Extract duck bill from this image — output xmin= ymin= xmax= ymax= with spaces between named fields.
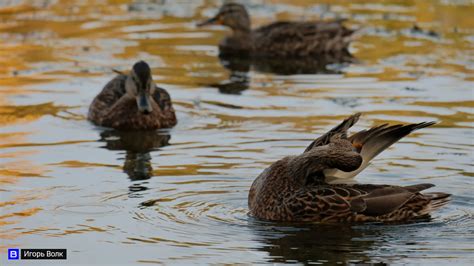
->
xmin=197 ymin=16 xmax=220 ymax=27
xmin=137 ymin=92 xmax=153 ymax=114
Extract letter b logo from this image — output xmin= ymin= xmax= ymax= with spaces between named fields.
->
xmin=8 ymin=248 xmax=20 ymax=260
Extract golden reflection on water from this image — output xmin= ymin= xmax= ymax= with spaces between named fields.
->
xmin=0 ymin=0 xmax=473 ymax=264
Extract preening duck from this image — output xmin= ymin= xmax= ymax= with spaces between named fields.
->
xmin=248 ymin=113 xmax=450 ymax=223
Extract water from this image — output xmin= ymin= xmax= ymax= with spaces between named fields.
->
xmin=1 ymin=0 xmax=473 ymax=265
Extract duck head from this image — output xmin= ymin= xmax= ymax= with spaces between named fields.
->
xmin=125 ymin=61 xmax=154 ymax=115
xmin=198 ymin=3 xmax=250 ymax=33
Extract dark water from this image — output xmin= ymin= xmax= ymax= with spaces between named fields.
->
xmin=1 ymin=0 xmax=473 ymax=265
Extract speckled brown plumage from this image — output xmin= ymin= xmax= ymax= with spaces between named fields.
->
xmin=198 ymin=3 xmax=355 ymax=57
xmin=88 ymin=65 xmax=177 ymax=130
xmin=248 ymin=113 xmax=450 ymax=223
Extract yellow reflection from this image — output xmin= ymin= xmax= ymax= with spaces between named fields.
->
xmin=0 ymin=0 xmax=472 ymax=256
xmin=0 ymin=103 xmax=69 ymax=126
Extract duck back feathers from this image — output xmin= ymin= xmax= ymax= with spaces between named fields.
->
xmin=253 ymin=20 xmax=355 ymax=57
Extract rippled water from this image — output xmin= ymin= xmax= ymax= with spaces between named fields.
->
xmin=1 ymin=0 xmax=473 ymax=265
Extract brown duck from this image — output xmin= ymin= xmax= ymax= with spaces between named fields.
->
xmin=198 ymin=3 xmax=355 ymax=57
xmin=248 ymin=113 xmax=450 ymax=223
xmin=88 ymin=61 xmax=177 ymax=130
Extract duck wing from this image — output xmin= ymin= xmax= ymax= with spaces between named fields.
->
xmin=350 ymin=183 xmax=450 ymax=218
xmin=254 ymin=19 xmax=355 ymax=57
xmin=152 ymin=85 xmax=174 ymax=112
xmin=88 ymin=74 xmax=127 ymax=122
xmin=304 ymin=113 xmax=361 ymax=152
xmin=324 ymin=121 xmax=436 ymax=181
xmin=349 ymin=184 xmax=427 ymax=215
xmin=290 ymin=183 xmax=443 ymax=222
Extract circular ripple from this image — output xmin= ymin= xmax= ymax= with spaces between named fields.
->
xmin=55 ymin=203 xmax=122 ymax=215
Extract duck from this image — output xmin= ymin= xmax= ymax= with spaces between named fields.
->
xmin=88 ymin=61 xmax=177 ymax=130
xmin=198 ymin=3 xmax=355 ymax=57
xmin=248 ymin=113 xmax=450 ymax=223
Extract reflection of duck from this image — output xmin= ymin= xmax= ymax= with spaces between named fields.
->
xmin=219 ymin=52 xmax=354 ymax=75
xmin=208 ymin=69 xmax=250 ymax=95
xmin=198 ymin=3 xmax=355 ymax=57
xmin=250 ymin=222 xmax=375 ymax=263
xmin=208 ymin=51 xmax=353 ymax=95
xmin=88 ymin=61 xmax=177 ymax=130
xmin=249 ymin=113 xmax=450 ymax=223
xmin=409 ymin=24 xmax=439 ymax=38
xmin=99 ymin=130 xmax=170 ymax=181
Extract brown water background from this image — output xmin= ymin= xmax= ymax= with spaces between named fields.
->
xmin=1 ymin=0 xmax=473 ymax=264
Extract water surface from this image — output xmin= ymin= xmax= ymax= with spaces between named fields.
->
xmin=1 ymin=0 xmax=473 ymax=265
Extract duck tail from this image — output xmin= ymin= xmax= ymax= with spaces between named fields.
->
xmin=421 ymin=192 xmax=451 ymax=215
xmin=428 ymin=192 xmax=451 ymax=209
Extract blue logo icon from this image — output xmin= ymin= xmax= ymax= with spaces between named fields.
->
xmin=8 ymin=248 xmax=20 ymax=260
